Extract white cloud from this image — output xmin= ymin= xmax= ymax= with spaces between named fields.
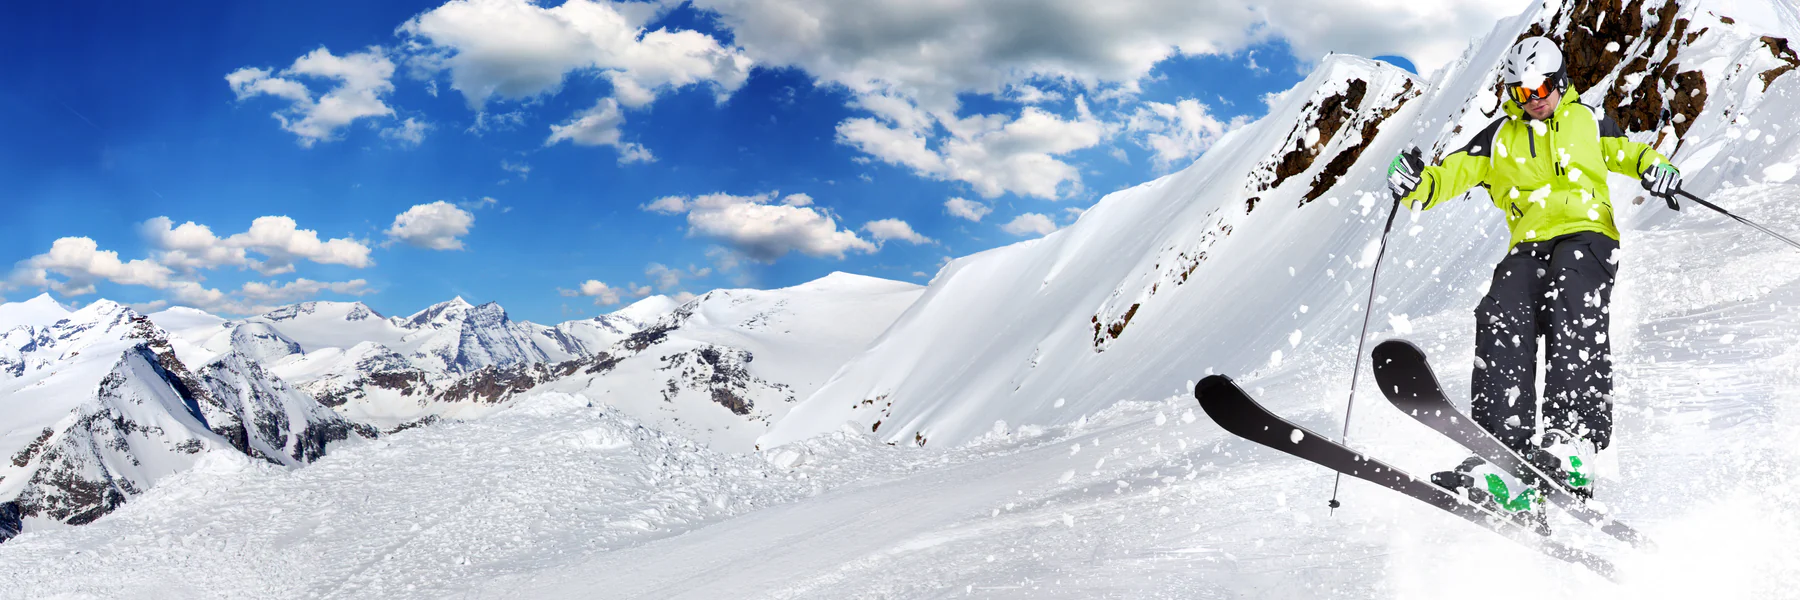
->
xmin=402 ymin=0 xmax=752 ymax=108
xmin=562 ymin=279 xmax=624 ymax=305
xmin=6 ymin=237 xmax=175 ymax=296
xmin=140 ymin=215 xmax=374 ymax=275
xmin=862 ymin=218 xmax=932 ymax=246
xmin=781 ymin=193 xmax=813 ymax=207
xmin=686 ymin=0 xmax=1525 ymax=197
xmin=545 ymin=98 xmax=655 ymax=163
xmin=381 ymin=117 xmax=431 ymax=146
xmin=7 ymin=225 xmax=379 ymax=315
xmin=240 ymin=278 xmax=372 ymax=303
xmin=644 ymin=263 xmax=697 ymax=291
xmin=944 ymin=197 xmax=991 ymax=222
xmin=646 ymin=192 xmax=875 ymax=261
xmin=457 ymin=196 xmax=500 ymax=211
xmin=385 ymin=201 xmax=476 ymax=250
xmin=1001 ymin=213 xmax=1059 ymax=237
xmin=501 ymin=159 xmax=531 ymax=180
xmin=642 ymin=195 xmax=689 ymax=215
xmin=1126 ymin=98 xmax=1246 ymax=169
xmin=839 ymin=99 xmax=1106 ymax=199
xmin=227 ymin=47 xmax=398 ymax=146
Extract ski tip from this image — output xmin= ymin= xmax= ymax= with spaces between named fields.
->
xmin=1194 ymin=374 xmax=1236 ymax=400
xmin=1371 ymin=338 xmax=1426 ymax=366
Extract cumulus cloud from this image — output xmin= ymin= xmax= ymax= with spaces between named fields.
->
xmin=562 ymin=279 xmax=626 ymax=305
xmin=6 ymin=237 xmax=175 ymax=296
xmin=862 ymin=219 xmax=933 ymax=246
xmin=1126 ymin=98 xmax=1247 ymax=169
xmin=385 ymin=201 xmax=475 ymax=250
xmin=227 ymin=47 xmax=398 ymax=146
xmin=944 ymin=197 xmax=991 ymax=222
xmin=381 ymin=117 xmax=431 ymax=146
xmin=400 ymin=0 xmax=753 ymax=109
xmin=141 ymin=216 xmax=373 ymax=275
xmin=645 ymin=192 xmax=875 ymax=261
xmin=8 ymin=217 xmax=380 ymax=315
xmin=1001 ymin=213 xmax=1059 ymax=237
xmin=838 ymin=99 xmax=1107 ymax=199
xmin=683 ymin=0 xmax=1526 ymax=197
xmin=240 ymin=278 xmax=372 ymax=303
xmin=545 ymin=98 xmax=655 ymax=163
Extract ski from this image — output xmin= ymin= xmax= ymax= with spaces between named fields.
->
xmin=1194 ymin=375 xmax=1616 ymax=580
xmin=1369 ymin=339 xmax=1654 ymax=550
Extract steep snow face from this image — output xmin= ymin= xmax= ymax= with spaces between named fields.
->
xmin=0 ymin=294 xmax=69 ymax=333
xmin=195 ymin=351 xmax=376 ymax=466
xmin=228 ymin=323 xmax=302 ymax=364
xmin=766 ymin=1 xmax=1800 ymax=449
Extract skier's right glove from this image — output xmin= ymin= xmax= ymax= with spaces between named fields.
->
xmin=1387 ymin=146 xmax=1425 ymax=203
xmin=1641 ymin=162 xmax=1682 ymax=210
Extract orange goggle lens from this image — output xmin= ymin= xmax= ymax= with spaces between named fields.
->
xmin=1509 ymin=81 xmax=1554 ymax=104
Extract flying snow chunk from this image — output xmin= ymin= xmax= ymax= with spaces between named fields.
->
xmin=1289 ymin=329 xmax=1303 ymax=348
xmin=1357 ymin=238 xmax=1382 ymax=268
xmin=1388 ymin=313 xmax=1414 ymax=335
xmin=1290 ymin=428 xmax=1305 ymax=444
xmin=1764 ymin=163 xmax=1798 ymax=183
xmin=1269 ymin=350 xmax=1284 ymax=368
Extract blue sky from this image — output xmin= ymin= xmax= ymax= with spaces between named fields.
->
xmin=0 ymin=0 xmax=1510 ymax=324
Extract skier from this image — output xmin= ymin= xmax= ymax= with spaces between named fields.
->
xmin=1383 ymin=37 xmax=1683 ymax=516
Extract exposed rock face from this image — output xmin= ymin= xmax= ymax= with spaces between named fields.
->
xmin=1 ymin=302 xmax=368 ymax=541
xmin=656 ymin=346 xmax=789 ymax=416
xmin=197 ymin=352 xmax=376 ymax=465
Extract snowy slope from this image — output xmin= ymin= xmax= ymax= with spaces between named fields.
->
xmin=6 ymin=0 xmax=1800 ymax=597
xmin=765 ymin=0 xmax=1800 ymax=450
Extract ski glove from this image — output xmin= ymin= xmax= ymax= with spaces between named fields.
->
xmin=1641 ymin=162 xmax=1682 ymax=210
xmin=1387 ymin=147 xmax=1425 ymax=202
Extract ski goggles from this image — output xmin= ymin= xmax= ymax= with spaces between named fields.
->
xmin=1508 ymin=80 xmax=1556 ymax=104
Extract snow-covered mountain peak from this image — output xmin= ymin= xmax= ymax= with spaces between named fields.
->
xmin=610 ymin=295 xmax=680 ymax=325
xmin=403 ymin=297 xmax=480 ymax=330
xmin=0 ymin=293 xmax=71 ymax=333
xmin=781 ymin=271 xmax=923 ymax=294
xmin=228 ymin=322 xmax=302 ymax=363
xmin=261 ymin=301 xmax=384 ymax=324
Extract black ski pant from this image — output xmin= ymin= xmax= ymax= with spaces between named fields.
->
xmin=1471 ymin=231 xmax=1617 ymax=454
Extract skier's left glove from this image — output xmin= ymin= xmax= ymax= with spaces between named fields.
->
xmin=1641 ymin=162 xmax=1682 ymax=210
xmin=1387 ymin=146 xmax=1424 ymax=203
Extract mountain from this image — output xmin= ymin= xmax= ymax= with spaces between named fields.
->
xmin=0 ymin=301 xmax=371 ymax=541
xmin=436 ymin=272 xmax=923 ymax=451
xmin=6 ymin=1 xmax=1800 ymax=594
xmin=763 ymin=1 xmax=1800 ymax=448
xmin=0 ymin=293 xmax=69 ymax=333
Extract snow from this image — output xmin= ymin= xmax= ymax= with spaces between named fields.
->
xmin=8 ymin=1 xmax=1800 ymax=597
xmin=0 ymin=293 xmax=68 ymax=332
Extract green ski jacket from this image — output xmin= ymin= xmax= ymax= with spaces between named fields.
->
xmin=1401 ymin=89 xmax=1670 ymax=249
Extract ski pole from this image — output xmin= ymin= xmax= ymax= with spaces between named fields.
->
xmin=1328 ymin=179 xmax=1408 ymax=513
xmin=1674 ymin=188 xmax=1800 ymax=251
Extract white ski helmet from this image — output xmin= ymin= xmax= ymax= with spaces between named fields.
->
xmin=1502 ymin=36 xmax=1567 ymax=90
